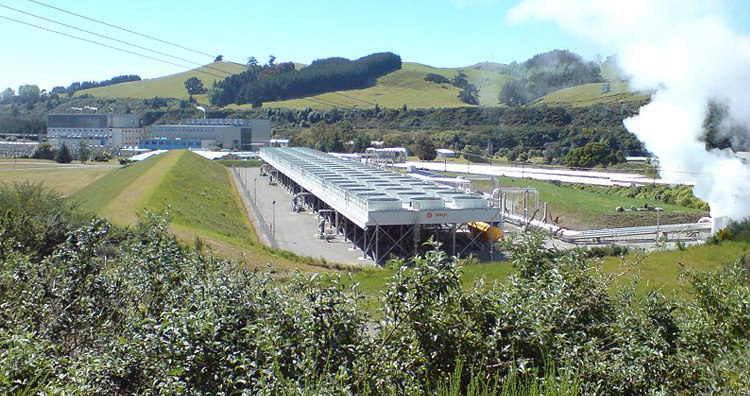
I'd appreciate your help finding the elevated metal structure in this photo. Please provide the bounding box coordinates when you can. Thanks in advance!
[259,147,503,263]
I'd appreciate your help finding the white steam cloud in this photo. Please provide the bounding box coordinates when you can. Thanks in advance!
[509,0,750,220]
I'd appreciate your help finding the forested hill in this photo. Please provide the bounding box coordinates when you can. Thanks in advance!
[499,50,602,106]
[208,52,403,107]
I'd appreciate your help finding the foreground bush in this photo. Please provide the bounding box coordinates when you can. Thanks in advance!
[0,184,748,394]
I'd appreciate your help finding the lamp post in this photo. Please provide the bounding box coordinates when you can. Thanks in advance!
[656,207,662,245]
[253,177,257,202]
[272,200,276,239]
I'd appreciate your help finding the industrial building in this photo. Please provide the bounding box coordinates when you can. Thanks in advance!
[258,147,502,263]
[47,113,142,148]
[143,118,270,151]
[0,141,38,157]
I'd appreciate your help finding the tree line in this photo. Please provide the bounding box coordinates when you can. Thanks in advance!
[209,52,402,107]
[264,103,647,165]
[50,74,142,96]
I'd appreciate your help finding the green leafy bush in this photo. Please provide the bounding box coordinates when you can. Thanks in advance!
[1,186,749,394]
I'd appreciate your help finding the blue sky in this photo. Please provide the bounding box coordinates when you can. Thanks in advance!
[0,0,748,91]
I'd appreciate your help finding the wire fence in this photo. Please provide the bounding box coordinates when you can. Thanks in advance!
[232,166,278,249]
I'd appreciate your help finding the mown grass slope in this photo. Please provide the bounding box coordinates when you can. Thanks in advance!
[72,150,325,271]
[143,151,254,246]
[73,151,179,223]
[77,62,247,103]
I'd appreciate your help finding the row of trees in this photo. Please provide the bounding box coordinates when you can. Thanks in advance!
[1,85,43,106]
[209,52,402,107]
[1,185,748,393]
[31,141,91,164]
[290,121,371,153]
[50,74,141,96]
[261,103,646,165]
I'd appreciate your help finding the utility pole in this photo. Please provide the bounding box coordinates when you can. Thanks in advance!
[656,207,662,245]
[272,200,277,239]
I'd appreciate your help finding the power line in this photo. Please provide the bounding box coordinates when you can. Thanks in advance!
[309,96,355,109]
[24,0,215,59]
[0,3,235,78]
[19,0,370,108]
[329,91,374,106]
[0,14,229,79]
[302,96,350,109]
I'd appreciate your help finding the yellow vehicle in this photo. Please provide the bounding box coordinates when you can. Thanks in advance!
[467,222,504,243]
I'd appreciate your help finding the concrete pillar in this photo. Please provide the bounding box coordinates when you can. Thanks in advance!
[363,227,368,259]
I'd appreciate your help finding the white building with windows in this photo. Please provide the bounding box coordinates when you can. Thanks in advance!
[46,113,141,148]
[142,118,270,151]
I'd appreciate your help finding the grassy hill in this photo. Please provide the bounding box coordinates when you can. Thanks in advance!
[73,151,179,224]
[536,57,650,107]
[76,61,247,103]
[536,81,650,107]
[71,150,327,271]
[76,61,515,109]
[75,58,649,109]
[258,63,478,109]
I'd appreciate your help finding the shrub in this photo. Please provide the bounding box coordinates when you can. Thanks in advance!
[1,190,750,394]
[425,73,451,84]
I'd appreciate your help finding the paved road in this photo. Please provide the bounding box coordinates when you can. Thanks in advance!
[235,167,374,267]
[395,161,681,187]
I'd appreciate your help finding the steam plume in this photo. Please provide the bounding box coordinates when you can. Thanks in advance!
[509,0,750,220]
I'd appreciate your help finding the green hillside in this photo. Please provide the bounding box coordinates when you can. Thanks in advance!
[143,151,254,245]
[536,57,650,107]
[72,150,249,241]
[536,81,650,107]
[75,58,648,109]
[70,150,326,271]
[76,61,247,103]
[73,151,180,224]
[259,63,478,109]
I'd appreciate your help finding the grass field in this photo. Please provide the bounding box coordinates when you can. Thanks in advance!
[0,160,114,196]
[76,61,247,103]
[466,176,705,230]
[601,240,750,296]
[536,82,650,107]
[78,61,514,110]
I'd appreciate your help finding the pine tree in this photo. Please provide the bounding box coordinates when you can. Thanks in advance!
[78,140,91,164]
[55,143,73,164]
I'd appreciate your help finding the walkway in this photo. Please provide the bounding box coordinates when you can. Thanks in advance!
[233,167,374,267]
